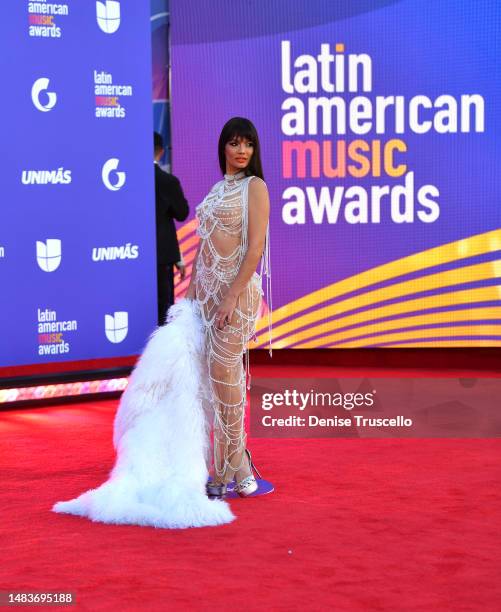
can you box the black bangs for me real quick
[218,117,264,180]
[227,131,255,144]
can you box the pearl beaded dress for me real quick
[195,171,271,482]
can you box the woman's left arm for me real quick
[215,178,270,330]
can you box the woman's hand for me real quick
[215,291,238,330]
[184,243,201,302]
[175,261,186,281]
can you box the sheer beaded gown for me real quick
[195,171,272,486]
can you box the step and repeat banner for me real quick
[170,0,501,349]
[0,1,157,368]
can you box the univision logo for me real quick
[105,311,128,343]
[96,1,121,34]
[102,158,126,191]
[22,169,72,185]
[31,78,57,112]
[36,239,62,272]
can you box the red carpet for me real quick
[1,369,500,611]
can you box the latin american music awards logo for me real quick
[94,70,132,119]
[37,307,77,356]
[31,78,57,112]
[96,1,121,34]
[27,1,69,38]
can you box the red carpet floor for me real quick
[1,367,500,611]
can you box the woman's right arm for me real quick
[184,241,201,300]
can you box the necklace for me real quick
[224,171,246,182]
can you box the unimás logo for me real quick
[102,158,126,191]
[31,77,57,112]
[36,239,61,272]
[92,244,139,261]
[22,168,71,185]
[96,1,121,34]
[105,311,128,343]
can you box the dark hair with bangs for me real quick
[218,117,264,180]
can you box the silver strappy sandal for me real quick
[234,449,262,497]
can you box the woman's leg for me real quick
[208,321,247,484]
[207,283,261,485]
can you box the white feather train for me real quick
[52,299,235,529]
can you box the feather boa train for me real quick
[52,299,235,528]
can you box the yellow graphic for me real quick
[175,226,501,348]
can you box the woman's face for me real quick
[224,136,254,172]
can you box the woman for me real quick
[186,116,272,499]
[52,117,271,529]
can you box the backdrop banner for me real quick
[0,1,157,368]
[170,0,501,349]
